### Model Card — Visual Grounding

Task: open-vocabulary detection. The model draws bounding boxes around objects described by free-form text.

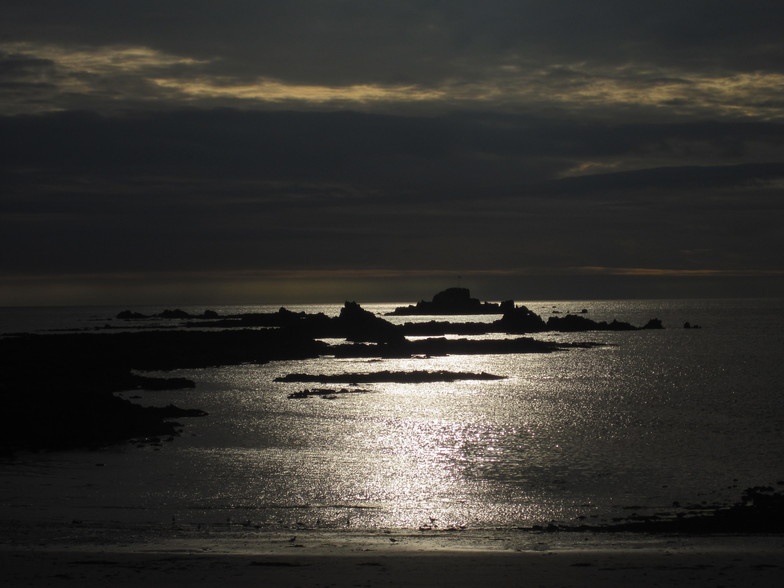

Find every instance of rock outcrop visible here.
[387,288,508,315]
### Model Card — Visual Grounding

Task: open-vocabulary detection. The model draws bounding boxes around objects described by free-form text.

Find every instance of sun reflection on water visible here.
[228,351,587,528]
[122,350,637,528]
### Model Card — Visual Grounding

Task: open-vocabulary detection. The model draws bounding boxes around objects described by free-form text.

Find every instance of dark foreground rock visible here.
[0,329,327,454]
[1,389,204,454]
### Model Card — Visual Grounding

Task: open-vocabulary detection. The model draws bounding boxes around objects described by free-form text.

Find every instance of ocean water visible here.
[2,298,784,531]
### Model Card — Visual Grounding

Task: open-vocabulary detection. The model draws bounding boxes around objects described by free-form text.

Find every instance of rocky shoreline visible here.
[532,485,784,535]
[2,293,661,454]
[275,370,507,384]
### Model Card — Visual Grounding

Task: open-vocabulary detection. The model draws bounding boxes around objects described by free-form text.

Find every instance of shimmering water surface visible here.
[2,298,784,530]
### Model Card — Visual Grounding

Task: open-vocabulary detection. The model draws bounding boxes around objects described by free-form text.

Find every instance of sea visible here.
[1,298,784,532]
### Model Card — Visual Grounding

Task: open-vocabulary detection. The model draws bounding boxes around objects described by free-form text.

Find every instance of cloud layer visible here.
[1,1,783,303]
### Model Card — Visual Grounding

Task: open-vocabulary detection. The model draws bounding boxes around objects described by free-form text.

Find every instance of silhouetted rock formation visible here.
[399,320,495,336]
[121,300,663,337]
[546,314,664,332]
[287,387,373,399]
[116,310,148,319]
[546,314,637,331]
[326,336,579,359]
[494,305,548,333]
[132,303,665,338]
[276,370,506,383]
[6,296,671,453]
[158,309,191,319]
[117,309,221,320]
[387,288,507,315]
[186,302,405,344]
[339,301,406,345]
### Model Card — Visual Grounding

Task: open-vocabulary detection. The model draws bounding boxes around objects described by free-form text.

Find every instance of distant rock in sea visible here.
[386,287,510,315]
[116,309,220,320]
[545,314,665,332]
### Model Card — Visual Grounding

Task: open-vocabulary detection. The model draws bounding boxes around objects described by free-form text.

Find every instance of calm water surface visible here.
[2,298,783,530]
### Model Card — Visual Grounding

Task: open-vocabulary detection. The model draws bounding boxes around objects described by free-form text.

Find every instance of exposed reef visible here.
[113,295,666,339]
[532,486,784,535]
[397,308,660,337]
[183,300,662,337]
[287,387,374,399]
[117,309,219,320]
[275,370,506,383]
[546,314,663,332]
[329,336,570,359]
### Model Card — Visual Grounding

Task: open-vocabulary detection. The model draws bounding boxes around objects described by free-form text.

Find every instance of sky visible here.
[1,1,783,306]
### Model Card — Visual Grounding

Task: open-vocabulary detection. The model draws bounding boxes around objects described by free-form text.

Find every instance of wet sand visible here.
[3,524,784,587]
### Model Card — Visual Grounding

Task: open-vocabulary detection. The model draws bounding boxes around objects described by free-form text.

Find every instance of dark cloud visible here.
[4,1,784,85]
[2,109,782,286]
[551,162,784,194]
[3,110,782,186]
[0,52,55,78]
[1,2,783,303]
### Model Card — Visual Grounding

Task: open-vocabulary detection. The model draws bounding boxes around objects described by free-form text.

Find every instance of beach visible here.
[3,522,784,587]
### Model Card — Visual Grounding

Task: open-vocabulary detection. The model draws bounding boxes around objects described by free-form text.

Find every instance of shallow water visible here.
[2,298,784,531]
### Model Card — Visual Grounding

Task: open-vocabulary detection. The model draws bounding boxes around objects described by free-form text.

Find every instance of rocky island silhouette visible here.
[386,287,510,315]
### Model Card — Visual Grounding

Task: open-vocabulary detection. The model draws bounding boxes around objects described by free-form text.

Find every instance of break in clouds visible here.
[1,1,783,303]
